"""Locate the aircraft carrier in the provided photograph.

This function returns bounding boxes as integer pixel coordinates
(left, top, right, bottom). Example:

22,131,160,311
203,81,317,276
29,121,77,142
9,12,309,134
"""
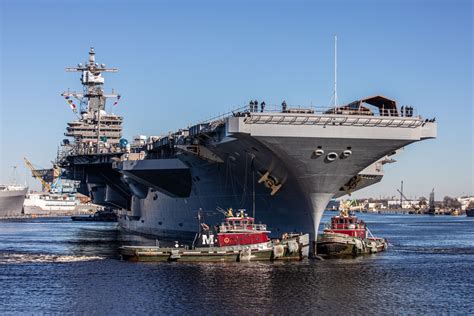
57,48,437,248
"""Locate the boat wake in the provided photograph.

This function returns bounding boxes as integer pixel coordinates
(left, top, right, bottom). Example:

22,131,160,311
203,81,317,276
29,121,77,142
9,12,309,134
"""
396,246,474,255
0,252,105,264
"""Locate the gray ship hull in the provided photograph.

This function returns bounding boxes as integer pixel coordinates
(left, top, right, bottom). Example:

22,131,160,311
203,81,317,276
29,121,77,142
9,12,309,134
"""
0,187,27,217
116,114,436,242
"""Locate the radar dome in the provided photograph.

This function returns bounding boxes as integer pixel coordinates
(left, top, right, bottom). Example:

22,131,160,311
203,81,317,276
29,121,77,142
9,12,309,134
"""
119,139,129,148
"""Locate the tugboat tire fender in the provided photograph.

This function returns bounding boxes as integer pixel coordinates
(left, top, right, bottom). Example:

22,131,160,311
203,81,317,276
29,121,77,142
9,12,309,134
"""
273,245,285,258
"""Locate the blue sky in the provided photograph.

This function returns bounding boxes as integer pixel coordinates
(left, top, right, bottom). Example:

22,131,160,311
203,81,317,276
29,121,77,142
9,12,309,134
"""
1,0,472,199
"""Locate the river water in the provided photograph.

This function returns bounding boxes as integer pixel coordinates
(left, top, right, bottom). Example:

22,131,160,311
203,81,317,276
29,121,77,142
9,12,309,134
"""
0,214,473,314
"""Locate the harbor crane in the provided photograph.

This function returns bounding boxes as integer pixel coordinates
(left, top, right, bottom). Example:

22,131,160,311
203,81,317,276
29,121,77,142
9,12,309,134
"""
23,157,57,192
340,198,363,215
397,181,418,210
396,189,410,204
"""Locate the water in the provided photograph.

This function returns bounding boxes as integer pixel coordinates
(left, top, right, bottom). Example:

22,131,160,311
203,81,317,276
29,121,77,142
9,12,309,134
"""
0,214,473,314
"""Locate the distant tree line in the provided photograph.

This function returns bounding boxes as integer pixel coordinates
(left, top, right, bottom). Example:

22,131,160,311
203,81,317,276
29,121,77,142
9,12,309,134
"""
443,196,462,209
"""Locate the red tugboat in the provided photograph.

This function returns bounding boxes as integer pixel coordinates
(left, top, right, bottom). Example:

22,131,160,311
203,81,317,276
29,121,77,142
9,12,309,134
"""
215,212,270,247
317,204,388,257
120,209,310,262
326,215,367,239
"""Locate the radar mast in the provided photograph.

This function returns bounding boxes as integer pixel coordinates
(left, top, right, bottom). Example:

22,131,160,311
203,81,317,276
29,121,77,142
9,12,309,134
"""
61,48,123,154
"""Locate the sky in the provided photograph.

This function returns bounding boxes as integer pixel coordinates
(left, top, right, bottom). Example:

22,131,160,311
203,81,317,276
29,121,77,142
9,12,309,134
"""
0,0,472,199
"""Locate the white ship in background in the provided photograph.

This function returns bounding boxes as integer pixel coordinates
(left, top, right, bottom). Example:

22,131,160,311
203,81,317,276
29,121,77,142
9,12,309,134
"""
23,193,78,215
22,158,95,215
0,167,28,217
0,185,27,217
56,47,437,251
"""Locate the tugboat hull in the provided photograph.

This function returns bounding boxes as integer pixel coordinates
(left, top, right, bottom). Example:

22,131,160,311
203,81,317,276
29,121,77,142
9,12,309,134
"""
317,241,358,257
121,247,274,263
316,233,387,257
317,233,364,257
120,234,309,263
71,209,118,222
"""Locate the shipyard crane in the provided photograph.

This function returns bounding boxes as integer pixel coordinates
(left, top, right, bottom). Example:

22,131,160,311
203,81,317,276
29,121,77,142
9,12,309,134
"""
340,198,362,216
396,189,409,203
396,187,417,209
23,157,51,192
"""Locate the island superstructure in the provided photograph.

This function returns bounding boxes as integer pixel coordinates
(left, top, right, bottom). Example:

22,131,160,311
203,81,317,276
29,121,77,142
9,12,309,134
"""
60,47,122,155
57,48,437,250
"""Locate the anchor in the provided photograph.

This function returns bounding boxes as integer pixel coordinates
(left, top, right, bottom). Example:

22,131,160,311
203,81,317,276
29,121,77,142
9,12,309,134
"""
258,171,282,196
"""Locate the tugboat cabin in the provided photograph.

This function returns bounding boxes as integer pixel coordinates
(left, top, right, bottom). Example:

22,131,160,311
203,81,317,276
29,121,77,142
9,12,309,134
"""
325,215,367,239
217,215,270,246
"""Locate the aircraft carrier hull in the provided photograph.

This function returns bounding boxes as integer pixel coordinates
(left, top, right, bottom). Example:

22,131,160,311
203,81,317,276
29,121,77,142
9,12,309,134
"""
117,114,436,242
0,187,27,217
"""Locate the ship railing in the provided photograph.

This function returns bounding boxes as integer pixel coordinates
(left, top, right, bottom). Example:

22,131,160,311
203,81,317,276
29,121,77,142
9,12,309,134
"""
198,104,320,124
219,223,267,233
246,103,320,114
243,110,424,128
197,103,421,127
251,104,418,117
61,143,127,156
324,222,365,230
198,105,249,124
